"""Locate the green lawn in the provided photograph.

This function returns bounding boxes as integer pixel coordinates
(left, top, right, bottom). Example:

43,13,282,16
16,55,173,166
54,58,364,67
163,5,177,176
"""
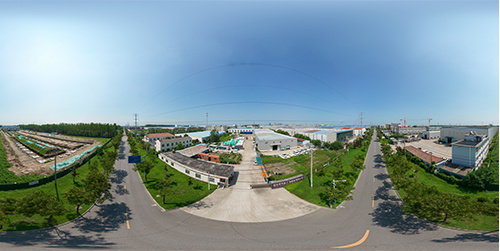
262,147,367,208
0,147,114,231
132,141,215,210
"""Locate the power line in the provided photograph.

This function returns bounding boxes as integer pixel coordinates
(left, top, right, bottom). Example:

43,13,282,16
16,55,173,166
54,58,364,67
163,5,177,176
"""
148,101,348,118
139,63,359,113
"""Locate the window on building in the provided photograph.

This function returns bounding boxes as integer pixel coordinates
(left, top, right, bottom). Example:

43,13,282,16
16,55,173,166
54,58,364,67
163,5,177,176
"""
195,173,201,178
209,177,215,182
185,169,190,174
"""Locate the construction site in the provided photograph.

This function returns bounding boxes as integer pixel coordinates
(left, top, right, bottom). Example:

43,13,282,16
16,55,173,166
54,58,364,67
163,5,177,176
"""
1,130,103,176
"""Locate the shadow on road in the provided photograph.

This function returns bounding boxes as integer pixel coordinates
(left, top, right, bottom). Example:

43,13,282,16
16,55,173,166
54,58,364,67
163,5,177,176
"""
0,227,114,249
183,200,213,210
110,169,128,184
229,171,239,187
431,232,499,243
370,181,438,235
72,202,131,234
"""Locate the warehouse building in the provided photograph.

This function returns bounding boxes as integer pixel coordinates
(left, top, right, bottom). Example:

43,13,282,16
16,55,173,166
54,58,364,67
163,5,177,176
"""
159,152,234,187
176,130,225,143
255,130,297,151
451,132,489,170
1,125,20,132
228,128,254,134
155,136,192,152
441,126,498,144
421,130,440,139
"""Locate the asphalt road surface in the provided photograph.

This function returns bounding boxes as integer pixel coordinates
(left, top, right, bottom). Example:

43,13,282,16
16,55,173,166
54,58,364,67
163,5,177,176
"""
0,130,497,250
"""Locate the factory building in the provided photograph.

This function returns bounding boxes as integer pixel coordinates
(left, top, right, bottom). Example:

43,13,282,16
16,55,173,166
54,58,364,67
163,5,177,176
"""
176,130,225,143
155,136,192,152
309,129,354,143
390,123,427,135
1,125,20,132
228,128,254,134
159,152,234,187
441,126,498,144
421,130,440,139
255,130,297,151
206,125,228,132
451,132,490,170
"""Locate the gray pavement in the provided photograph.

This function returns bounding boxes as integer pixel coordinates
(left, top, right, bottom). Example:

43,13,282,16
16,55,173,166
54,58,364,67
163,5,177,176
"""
0,130,497,250
181,137,319,222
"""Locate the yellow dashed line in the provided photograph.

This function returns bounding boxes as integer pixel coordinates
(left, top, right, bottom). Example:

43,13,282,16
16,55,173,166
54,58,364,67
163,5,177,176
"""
331,230,370,249
126,213,130,229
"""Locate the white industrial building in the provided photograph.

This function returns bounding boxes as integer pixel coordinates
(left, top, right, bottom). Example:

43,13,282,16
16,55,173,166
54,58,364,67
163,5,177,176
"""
228,128,254,134
155,136,192,152
159,152,234,187
421,130,440,139
175,130,225,143
144,132,174,145
451,132,489,170
390,123,427,135
206,125,228,131
441,126,498,144
255,130,297,151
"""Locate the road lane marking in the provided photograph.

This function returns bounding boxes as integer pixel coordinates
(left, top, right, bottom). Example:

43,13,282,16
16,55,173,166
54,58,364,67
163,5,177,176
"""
372,196,374,208
126,213,130,229
124,185,127,192
331,230,370,249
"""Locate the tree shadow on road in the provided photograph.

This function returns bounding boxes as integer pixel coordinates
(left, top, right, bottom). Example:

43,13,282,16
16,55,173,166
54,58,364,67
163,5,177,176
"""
370,181,438,235
0,227,114,249
431,232,499,243
183,200,213,210
109,169,127,184
72,202,131,234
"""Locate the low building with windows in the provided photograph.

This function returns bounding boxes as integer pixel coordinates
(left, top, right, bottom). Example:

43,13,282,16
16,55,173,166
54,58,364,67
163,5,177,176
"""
155,136,192,152
144,132,174,145
451,132,489,170
159,152,234,187
176,130,226,143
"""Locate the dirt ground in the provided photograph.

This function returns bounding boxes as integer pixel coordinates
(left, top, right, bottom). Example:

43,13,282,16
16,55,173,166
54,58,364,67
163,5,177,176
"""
265,162,297,176
1,130,102,177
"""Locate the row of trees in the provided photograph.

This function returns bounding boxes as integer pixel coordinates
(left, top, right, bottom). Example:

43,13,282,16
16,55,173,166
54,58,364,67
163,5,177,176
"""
381,142,498,223
21,123,121,138
0,132,121,229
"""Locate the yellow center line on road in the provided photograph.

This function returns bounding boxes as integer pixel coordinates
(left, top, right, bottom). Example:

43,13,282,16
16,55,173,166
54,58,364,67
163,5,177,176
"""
372,196,375,208
125,184,127,192
126,213,130,229
331,230,370,249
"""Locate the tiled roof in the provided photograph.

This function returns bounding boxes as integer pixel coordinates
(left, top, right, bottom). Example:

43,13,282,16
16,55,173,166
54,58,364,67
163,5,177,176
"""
405,146,445,165
146,132,173,138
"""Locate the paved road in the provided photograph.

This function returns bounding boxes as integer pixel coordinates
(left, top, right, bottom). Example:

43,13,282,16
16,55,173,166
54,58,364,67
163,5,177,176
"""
0,131,497,250
182,136,319,222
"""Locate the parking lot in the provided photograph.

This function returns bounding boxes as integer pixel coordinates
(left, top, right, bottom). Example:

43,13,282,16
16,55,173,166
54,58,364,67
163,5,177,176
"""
403,139,452,159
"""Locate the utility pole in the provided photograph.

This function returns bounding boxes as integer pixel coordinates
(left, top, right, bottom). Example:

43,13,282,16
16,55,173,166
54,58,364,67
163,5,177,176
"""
134,113,138,142
360,112,363,127
310,150,314,188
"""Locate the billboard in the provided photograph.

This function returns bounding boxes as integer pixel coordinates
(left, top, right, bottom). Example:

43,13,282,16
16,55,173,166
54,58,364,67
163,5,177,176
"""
270,174,305,189
128,155,142,163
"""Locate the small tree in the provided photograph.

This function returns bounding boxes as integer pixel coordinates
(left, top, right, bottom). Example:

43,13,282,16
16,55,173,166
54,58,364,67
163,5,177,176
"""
17,191,66,226
330,141,343,151
71,167,78,184
65,186,92,215
85,167,111,203
208,130,220,142
157,177,175,204
133,159,154,184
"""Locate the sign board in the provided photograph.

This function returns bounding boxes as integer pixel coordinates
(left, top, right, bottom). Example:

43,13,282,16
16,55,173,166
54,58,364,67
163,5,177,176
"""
256,157,263,165
29,180,39,186
128,155,141,163
270,174,305,189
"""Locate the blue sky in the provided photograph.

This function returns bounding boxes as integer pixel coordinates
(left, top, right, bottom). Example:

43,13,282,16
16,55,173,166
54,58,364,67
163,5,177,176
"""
0,0,498,126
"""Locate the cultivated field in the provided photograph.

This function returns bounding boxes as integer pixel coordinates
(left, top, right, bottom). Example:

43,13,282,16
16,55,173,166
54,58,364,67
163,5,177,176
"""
1,130,103,177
